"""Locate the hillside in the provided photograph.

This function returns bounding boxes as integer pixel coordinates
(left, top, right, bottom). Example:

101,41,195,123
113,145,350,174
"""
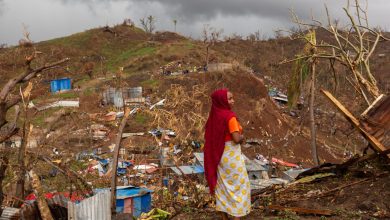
0,24,389,219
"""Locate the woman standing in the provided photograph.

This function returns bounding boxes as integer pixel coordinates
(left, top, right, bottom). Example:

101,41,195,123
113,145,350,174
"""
204,89,251,220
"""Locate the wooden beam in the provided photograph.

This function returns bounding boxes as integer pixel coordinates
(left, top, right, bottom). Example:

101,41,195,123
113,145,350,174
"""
268,205,333,216
321,90,388,156
361,94,384,117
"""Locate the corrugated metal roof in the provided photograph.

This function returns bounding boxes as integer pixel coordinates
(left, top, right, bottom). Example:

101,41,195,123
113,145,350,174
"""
68,191,111,220
360,95,390,147
170,165,204,175
0,207,20,220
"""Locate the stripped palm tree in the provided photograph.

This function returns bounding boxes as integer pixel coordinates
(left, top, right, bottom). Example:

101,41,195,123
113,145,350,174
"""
288,30,320,165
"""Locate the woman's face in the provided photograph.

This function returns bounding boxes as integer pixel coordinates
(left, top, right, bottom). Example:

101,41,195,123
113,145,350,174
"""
227,91,234,106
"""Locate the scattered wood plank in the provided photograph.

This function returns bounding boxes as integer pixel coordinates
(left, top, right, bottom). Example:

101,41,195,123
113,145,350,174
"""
316,171,389,198
361,94,385,117
321,89,388,157
268,205,333,216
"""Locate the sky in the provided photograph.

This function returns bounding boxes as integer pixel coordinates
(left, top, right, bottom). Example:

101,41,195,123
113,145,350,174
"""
1,0,389,46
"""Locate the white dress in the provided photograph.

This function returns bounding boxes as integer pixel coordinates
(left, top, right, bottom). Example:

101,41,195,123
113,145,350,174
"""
215,141,251,217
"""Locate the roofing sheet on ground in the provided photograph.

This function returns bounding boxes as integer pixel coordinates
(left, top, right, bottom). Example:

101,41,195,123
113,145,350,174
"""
170,165,204,175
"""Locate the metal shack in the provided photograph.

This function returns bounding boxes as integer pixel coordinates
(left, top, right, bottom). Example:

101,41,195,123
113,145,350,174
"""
116,186,153,217
50,78,71,93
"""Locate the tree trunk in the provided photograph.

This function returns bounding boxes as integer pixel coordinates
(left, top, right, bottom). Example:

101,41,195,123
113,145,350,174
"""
206,45,210,66
0,102,7,128
15,121,32,203
111,108,131,215
29,170,54,220
0,152,9,216
310,63,320,165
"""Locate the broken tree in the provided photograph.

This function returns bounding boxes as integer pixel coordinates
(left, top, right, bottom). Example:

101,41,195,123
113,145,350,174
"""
0,53,68,209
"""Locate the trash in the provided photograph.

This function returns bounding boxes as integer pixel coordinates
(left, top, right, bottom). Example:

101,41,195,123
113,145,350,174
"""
272,157,299,168
139,208,171,220
116,111,124,118
133,164,158,174
149,128,175,137
108,144,115,152
52,148,60,155
293,173,335,184
160,147,174,166
194,152,204,167
170,165,204,175
37,100,79,111
255,154,269,165
27,101,36,109
191,141,201,149
246,138,262,145
76,151,100,161
162,177,169,187
149,99,166,110
173,145,182,154
122,132,145,138
90,124,109,140
282,168,310,182
243,154,268,180
103,112,117,121
250,178,288,190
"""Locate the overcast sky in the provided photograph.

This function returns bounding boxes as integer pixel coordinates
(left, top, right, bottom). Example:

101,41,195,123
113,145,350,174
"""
1,0,389,45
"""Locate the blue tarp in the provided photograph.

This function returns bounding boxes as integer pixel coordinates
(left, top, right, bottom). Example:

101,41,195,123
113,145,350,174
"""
50,78,71,93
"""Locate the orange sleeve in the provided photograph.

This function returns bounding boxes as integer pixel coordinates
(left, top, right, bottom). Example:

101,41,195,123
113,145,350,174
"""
228,117,241,134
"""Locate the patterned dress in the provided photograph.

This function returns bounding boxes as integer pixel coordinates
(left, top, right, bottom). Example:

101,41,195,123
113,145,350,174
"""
215,118,251,217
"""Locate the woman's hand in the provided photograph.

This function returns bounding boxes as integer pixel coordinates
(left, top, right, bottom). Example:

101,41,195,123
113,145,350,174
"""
239,134,245,144
232,132,244,144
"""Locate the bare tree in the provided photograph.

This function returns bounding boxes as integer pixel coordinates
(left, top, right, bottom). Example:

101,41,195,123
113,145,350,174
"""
18,24,33,48
0,51,68,209
202,24,223,66
140,15,156,33
285,0,388,105
282,0,388,164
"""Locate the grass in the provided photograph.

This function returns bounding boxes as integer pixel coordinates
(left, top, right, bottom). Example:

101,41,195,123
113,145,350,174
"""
31,107,63,127
185,41,195,49
44,31,93,49
106,46,156,71
52,92,79,99
82,87,95,96
141,79,159,89
135,113,148,124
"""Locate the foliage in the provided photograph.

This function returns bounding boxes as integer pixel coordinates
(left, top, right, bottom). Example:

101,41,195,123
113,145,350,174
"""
287,30,315,108
288,57,310,108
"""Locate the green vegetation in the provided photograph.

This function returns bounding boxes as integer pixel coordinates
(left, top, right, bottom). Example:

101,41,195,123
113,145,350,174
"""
52,92,79,99
82,87,95,96
103,43,156,71
185,41,195,49
141,79,159,88
44,31,93,48
31,107,63,127
135,113,148,124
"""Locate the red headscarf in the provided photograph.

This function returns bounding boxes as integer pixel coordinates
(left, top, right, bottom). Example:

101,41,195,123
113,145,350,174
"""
204,89,236,195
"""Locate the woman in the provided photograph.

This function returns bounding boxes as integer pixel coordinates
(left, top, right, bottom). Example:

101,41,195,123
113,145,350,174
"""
204,89,251,220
